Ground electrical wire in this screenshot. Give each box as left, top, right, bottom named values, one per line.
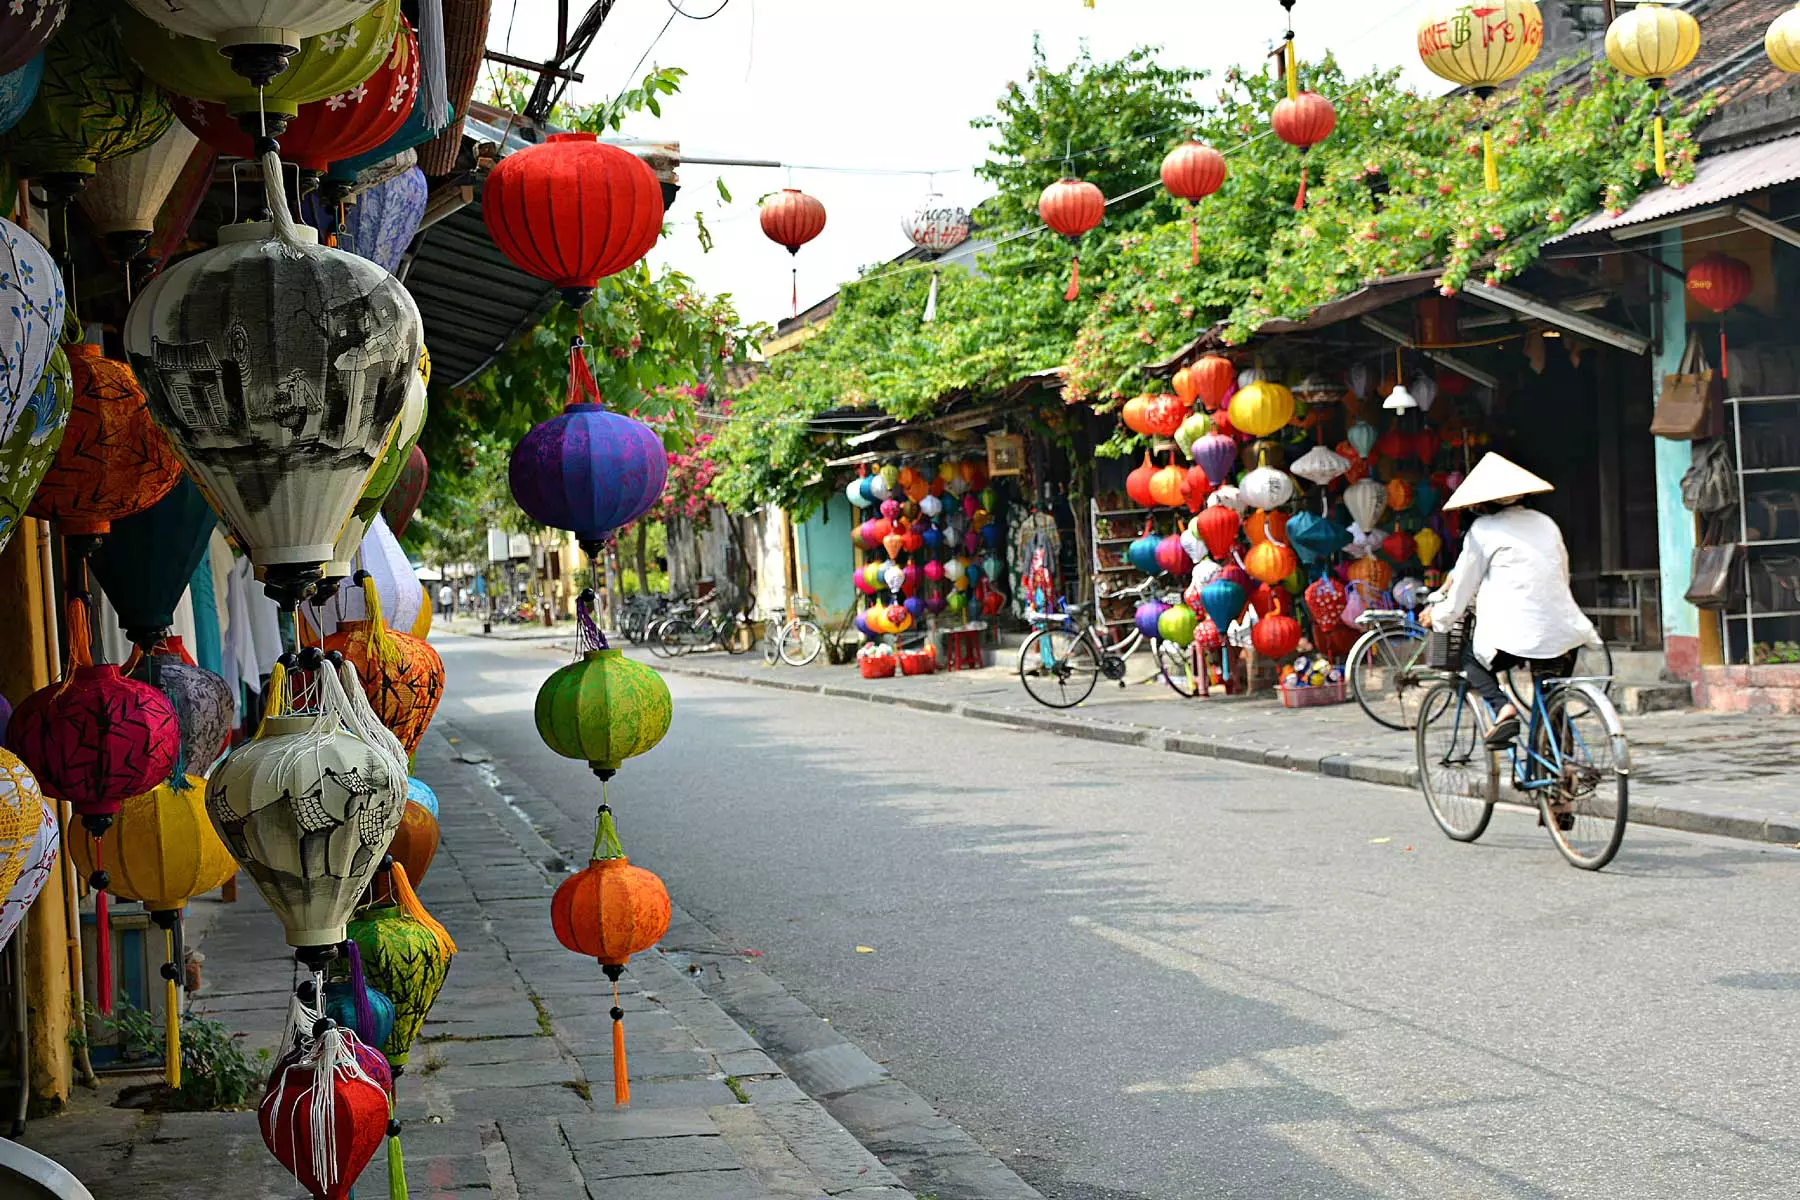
left=666, top=0, right=732, bottom=17
left=612, top=7, right=680, bottom=109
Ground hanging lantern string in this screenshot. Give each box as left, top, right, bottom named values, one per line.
left=1282, top=0, right=1298, bottom=102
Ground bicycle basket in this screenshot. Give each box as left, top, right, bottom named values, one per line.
left=1426, top=613, right=1473, bottom=672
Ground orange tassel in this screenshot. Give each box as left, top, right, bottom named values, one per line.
left=611, top=979, right=629, bottom=1107
left=1064, top=255, right=1081, bottom=302
left=1294, top=162, right=1308, bottom=211
left=1721, top=323, right=1730, bottom=380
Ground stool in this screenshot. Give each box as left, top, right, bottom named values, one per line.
left=943, top=628, right=984, bottom=671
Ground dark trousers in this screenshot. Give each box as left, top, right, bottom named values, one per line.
left=1465, top=648, right=1578, bottom=712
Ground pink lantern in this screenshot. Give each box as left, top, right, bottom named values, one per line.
left=1156, top=535, right=1192, bottom=577
left=880, top=499, right=900, bottom=520
left=901, top=562, right=920, bottom=596
left=923, top=560, right=945, bottom=582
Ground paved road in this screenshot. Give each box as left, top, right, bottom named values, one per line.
left=439, top=632, right=1800, bottom=1200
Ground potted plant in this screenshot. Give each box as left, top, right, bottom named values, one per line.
left=820, top=608, right=860, bottom=665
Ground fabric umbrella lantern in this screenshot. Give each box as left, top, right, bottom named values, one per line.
left=0, top=342, right=68, bottom=558
left=1159, top=140, right=1226, bottom=265
left=0, top=2, right=65, bottom=77
left=0, top=795, right=57, bottom=955
left=76, top=123, right=199, bottom=262
left=1286, top=511, right=1350, bottom=564
left=89, top=476, right=216, bottom=646
left=259, top=1022, right=391, bottom=1200
left=485, top=133, right=665, bottom=309
left=1686, top=253, right=1753, bottom=378
left=0, top=753, right=43, bottom=911
left=536, top=646, right=672, bottom=781
left=760, top=188, right=827, bottom=317
left=1606, top=2, right=1702, bottom=177
left=339, top=165, right=427, bottom=273
left=0, top=56, right=43, bottom=140
left=1194, top=505, right=1241, bottom=561
left=0, top=215, right=64, bottom=449
left=1228, top=380, right=1295, bottom=438
left=1291, top=444, right=1349, bottom=487
left=381, top=446, right=428, bottom=536
left=1270, top=90, right=1336, bottom=209
left=1345, top=478, right=1387, bottom=531
left=551, top=805, right=671, bottom=1107
left=323, top=576, right=444, bottom=758
left=1239, top=466, right=1295, bottom=511
left=347, top=861, right=454, bottom=1067
left=1200, top=578, right=1247, bottom=629
left=125, top=172, right=423, bottom=606
left=1417, top=1, right=1544, bottom=190
left=207, top=664, right=406, bottom=949
left=1038, top=176, right=1105, bottom=301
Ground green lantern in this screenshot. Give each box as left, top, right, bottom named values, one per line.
left=118, top=0, right=401, bottom=124
left=535, top=649, right=672, bottom=781
left=0, top=22, right=173, bottom=186
left=347, top=873, right=453, bottom=1068
left=0, top=344, right=69, bottom=557
left=1158, top=604, right=1199, bottom=648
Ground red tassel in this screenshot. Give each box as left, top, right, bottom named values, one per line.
left=95, top=874, right=113, bottom=1015
left=566, top=340, right=600, bottom=406
left=1189, top=208, right=1199, bottom=267
left=1721, top=323, right=1730, bottom=380
left=611, top=980, right=629, bottom=1107
left=791, top=266, right=798, bottom=318
left=1064, top=255, right=1081, bottom=302
left=1294, top=163, right=1308, bottom=211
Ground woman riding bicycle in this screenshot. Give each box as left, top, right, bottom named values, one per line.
left=1422, top=453, right=1600, bottom=751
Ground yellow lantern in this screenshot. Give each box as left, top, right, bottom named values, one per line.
left=1415, top=526, right=1443, bottom=567
left=1767, top=5, right=1800, bottom=73
left=1227, top=380, right=1296, bottom=438
left=1416, top=1, right=1545, bottom=191
left=1605, top=2, right=1702, bottom=177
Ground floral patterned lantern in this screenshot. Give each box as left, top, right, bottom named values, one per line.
left=0, top=2, right=66, bottom=77
left=0, top=752, right=44, bottom=910
left=536, top=646, right=672, bottom=781
left=0, top=18, right=173, bottom=190
left=0, top=795, right=57, bottom=954
left=1038, top=176, right=1105, bottom=301
left=340, top=164, right=427, bottom=272
left=0, top=342, right=68, bottom=557
left=0, top=216, right=64, bottom=450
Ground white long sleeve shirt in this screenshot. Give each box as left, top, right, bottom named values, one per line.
left=1426, top=507, right=1599, bottom=666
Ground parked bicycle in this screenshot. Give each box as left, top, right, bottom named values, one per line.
left=657, top=597, right=755, bottom=656
left=621, top=593, right=670, bottom=645
left=1414, top=617, right=1629, bottom=870
left=1016, top=578, right=1198, bottom=708
left=761, top=597, right=825, bottom=667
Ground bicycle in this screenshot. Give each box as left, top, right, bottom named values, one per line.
left=1016, top=578, right=1200, bottom=709
left=660, top=599, right=755, bottom=656
left=1413, top=621, right=1630, bottom=871
left=645, top=598, right=695, bottom=657
left=762, top=598, right=824, bottom=667
left=621, top=594, right=669, bottom=645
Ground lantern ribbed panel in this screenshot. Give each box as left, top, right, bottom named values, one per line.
left=258, top=1036, right=391, bottom=1198
left=1159, top=141, right=1226, bottom=200
left=509, top=405, right=668, bottom=546
left=534, top=650, right=672, bottom=772
left=387, top=799, right=439, bottom=885
left=1605, top=2, right=1702, bottom=80
left=10, top=665, right=179, bottom=818
left=758, top=189, right=827, bottom=252
left=1037, top=178, right=1105, bottom=238
left=0, top=800, right=57, bottom=953
left=1272, top=92, right=1337, bottom=150
left=0, top=343, right=68, bottom=559
left=414, top=0, right=488, bottom=175
left=1686, top=253, right=1753, bottom=314
left=1770, top=7, right=1800, bottom=73
left=1417, top=1, right=1544, bottom=89
left=90, top=477, right=218, bottom=640
left=483, top=134, right=666, bottom=293
left=1227, top=380, right=1297, bottom=438
left=347, top=904, right=449, bottom=1065
left=120, top=0, right=380, bottom=46
left=0, top=18, right=173, bottom=178
left=323, top=619, right=445, bottom=756
left=307, top=513, right=425, bottom=640
left=76, top=122, right=197, bottom=237
left=0, top=56, right=42, bottom=138
left=68, top=777, right=236, bottom=911
left=550, top=856, right=671, bottom=965
left=0, top=2, right=65, bottom=77
left=0, top=752, right=43, bottom=905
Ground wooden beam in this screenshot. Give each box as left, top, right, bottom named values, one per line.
left=420, top=183, right=474, bottom=232
left=1358, top=315, right=1500, bottom=389
left=1461, top=282, right=1650, bottom=355
left=481, top=50, right=584, bottom=82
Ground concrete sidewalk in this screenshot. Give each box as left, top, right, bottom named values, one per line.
left=624, top=646, right=1800, bottom=848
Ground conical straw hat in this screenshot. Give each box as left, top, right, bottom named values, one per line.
left=1442, top=453, right=1553, bottom=510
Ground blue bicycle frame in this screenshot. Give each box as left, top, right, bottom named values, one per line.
left=1440, top=673, right=1597, bottom=793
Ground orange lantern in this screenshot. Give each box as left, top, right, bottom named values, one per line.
left=1348, top=556, right=1393, bottom=593
left=1172, top=366, right=1200, bottom=406
left=1193, top=355, right=1235, bottom=411
left=1246, top=509, right=1289, bottom=546
left=1039, top=176, right=1106, bottom=301
left=27, top=342, right=183, bottom=536
left=387, top=798, right=439, bottom=886
left=1252, top=610, right=1302, bottom=660
left=1159, top=139, right=1226, bottom=266
left=1386, top=477, right=1414, bottom=513
left=323, top=575, right=445, bottom=758
left=1121, top=394, right=1153, bottom=434
left=1149, top=458, right=1188, bottom=508
left=1245, top=539, right=1297, bottom=586
left=1125, top=453, right=1158, bottom=508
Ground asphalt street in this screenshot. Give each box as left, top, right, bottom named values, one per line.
left=437, top=631, right=1800, bottom=1200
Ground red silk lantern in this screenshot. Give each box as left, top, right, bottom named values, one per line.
left=483, top=132, right=665, bottom=307
left=1306, top=575, right=1346, bottom=628
left=1149, top=459, right=1188, bottom=508
left=1125, top=453, right=1158, bottom=508
left=1374, top=427, right=1407, bottom=462
left=1248, top=581, right=1281, bottom=618
left=179, top=21, right=418, bottom=172
left=1184, top=464, right=1213, bottom=513
left=1038, top=176, right=1105, bottom=301
left=1195, top=505, right=1241, bottom=561
left=1193, top=355, right=1235, bottom=411
left=259, top=1028, right=391, bottom=1200
left=1412, top=428, right=1441, bottom=466
left=1121, top=394, right=1153, bottom=435
left=1252, top=611, right=1302, bottom=660
left=760, top=187, right=827, bottom=316
left=1194, top=618, right=1223, bottom=651
left=1686, top=253, right=1753, bottom=378
left=1143, top=394, right=1187, bottom=437
left=1159, top=140, right=1226, bottom=265
left=1271, top=91, right=1337, bottom=209
left=1382, top=529, right=1416, bottom=563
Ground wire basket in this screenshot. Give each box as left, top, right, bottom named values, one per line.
left=1426, top=613, right=1473, bottom=671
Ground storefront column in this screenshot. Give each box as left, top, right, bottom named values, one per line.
left=1653, top=231, right=1704, bottom=679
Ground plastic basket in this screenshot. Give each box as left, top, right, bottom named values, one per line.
left=858, top=656, right=897, bottom=679
left=898, top=650, right=936, bottom=676
left=1278, top=679, right=1348, bottom=707
left=1426, top=613, right=1473, bottom=671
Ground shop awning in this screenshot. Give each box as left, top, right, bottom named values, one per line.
left=1553, top=134, right=1800, bottom=242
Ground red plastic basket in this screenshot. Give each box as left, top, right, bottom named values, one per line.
left=899, top=650, right=935, bottom=676
left=859, top=656, right=897, bottom=679
left=1278, top=680, right=1347, bottom=708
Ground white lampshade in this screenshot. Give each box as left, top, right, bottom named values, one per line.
left=1383, top=383, right=1418, bottom=412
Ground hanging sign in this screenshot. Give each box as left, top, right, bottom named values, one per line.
left=986, top=433, right=1025, bottom=477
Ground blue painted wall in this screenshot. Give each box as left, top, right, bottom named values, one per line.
left=1653, top=231, right=1699, bottom=640
left=795, top=495, right=856, bottom=617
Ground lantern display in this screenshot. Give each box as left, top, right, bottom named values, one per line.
left=1157, top=604, right=1198, bottom=647
left=1194, top=505, right=1241, bottom=561
left=1245, top=540, right=1298, bottom=586
left=1686, top=253, right=1753, bottom=378
left=1200, top=578, right=1248, bottom=629
left=27, top=341, right=184, bottom=536
left=118, top=0, right=400, bottom=124
left=0, top=215, right=64, bottom=449
left=1159, top=140, right=1226, bottom=265
left=1417, top=1, right=1544, bottom=191
left=1192, top=355, right=1235, bottom=411
left=0, top=2, right=65, bottom=78
left=207, top=667, right=406, bottom=949
left=1228, top=380, right=1296, bottom=438
left=382, top=445, right=429, bottom=536
left=307, top=514, right=429, bottom=641
left=551, top=805, right=671, bottom=1106
left=1149, top=459, right=1188, bottom=508
left=0, top=18, right=174, bottom=188
left=1291, top=444, right=1350, bottom=487
left=125, top=188, right=423, bottom=605
left=0, top=56, right=41, bottom=138
left=259, top=1024, right=391, bottom=1200
left=1252, top=610, right=1302, bottom=660
left=1239, top=466, right=1295, bottom=511
left=1606, top=2, right=1701, bottom=177
left=324, top=578, right=445, bottom=758
left=0, top=796, right=57, bottom=954
left=1345, top=478, right=1388, bottom=531
left=485, top=133, right=665, bottom=308
left=348, top=862, right=454, bottom=1067
left=536, top=649, right=672, bottom=780
left=1770, top=5, right=1800, bottom=72
left=340, top=165, right=428, bottom=273
left=760, top=188, right=828, bottom=316
left=1038, top=176, right=1105, bottom=301
left=0, top=752, right=43, bottom=907
left=76, top=123, right=200, bottom=261
left=0, top=343, right=69, bottom=558
left=1270, top=91, right=1337, bottom=209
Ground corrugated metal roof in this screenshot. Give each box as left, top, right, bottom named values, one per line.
left=404, top=198, right=556, bottom=389
left=1554, top=134, right=1800, bottom=241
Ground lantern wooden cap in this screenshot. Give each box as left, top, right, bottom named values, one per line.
left=218, top=219, right=321, bottom=246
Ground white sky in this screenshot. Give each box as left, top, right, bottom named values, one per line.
left=498, top=1, right=1442, bottom=329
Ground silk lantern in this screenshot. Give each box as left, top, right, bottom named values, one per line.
left=259, top=1024, right=391, bottom=1200
left=1383, top=529, right=1416, bottom=564
left=536, top=649, right=672, bottom=780
left=1770, top=5, right=1800, bottom=72
left=552, top=805, right=671, bottom=1106
left=1348, top=555, right=1394, bottom=594
left=1228, top=380, right=1295, bottom=438
left=0, top=216, right=64, bottom=449
left=1240, top=466, right=1295, bottom=511
left=134, top=644, right=235, bottom=777
left=1415, top=525, right=1443, bottom=567
left=381, top=446, right=429, bottom=537
left=485, top=133, right=664, bottom=308
left=1291, top=444, right=1349, bottom=487
left=1125, top=453, right=1158, bottom=508
left=1345, top=478, right=1388, bottom=531
left=1189, top=434, right=1238, bottom=496
left=1149, top=459, right=1188, bottom=508
left=1120, top=395, right=1151, bottom=434
left=0, top=18, right=173, bottom=188
left=0, top=56, right=41, bottom=138
left=1347, top=420, right=1378, bottom=459
left=1192, top=355, right=1235, bottom=412
left=1606, top=2, right=1701, bottom=177
left=324, top=577, right=444, bottom=757
left=1127, top=530, right=1162, bottom=576
left=1387, top=477, right=1415, bottom=513
left=1144, top=393, right=1188, bottom=436
left=1286, top=511, right=1350, bottom=564
left=1156, top=534, right=1191, bottom=577
left=0, top=753, right=43, bottom=910
left=0, top=342, right=68, bottom=558
left=74, top=122, right=198, bottom=261
left=121, top=0, right=382, bottom=79
left=307, top=514, right=428, bottom=641
left=0, top=2, right=65, bottom=77
left=1686, top=253, right=1753, bottom=378
left=89, top=476, right=215, bottom=646
left=1417, top=1, right=1544, bottom=190
left=1252, top=611, right=1302, bottom=660
left=1157, top=604, right=1198, bottom=647
left=207, top=666, right=406, bottom=948
left=1159, top=140, right=1226, bottom=266
left=126, top=180, right=423, bottom=606
left=348, top=861, right=454, bottom=1067
left=760, top=187, right=828, bottom=316
left=1195, top=505, right=1241, bottom=561
left=325, top=942, right=396, bottom=1051
left=1038, top=176, right=1105, bottom=301
left=1245, top=540, right=1297, bottom=586
left=0, top=796, right=57, bottom=955
left=1306, top=575, right=1347, bottom=627
left=1174, top=412, right=1210, bottom=459
left=1246, top=508, right=1288, bottom=547
left=1135, top=600, right=1169, bottom=638
left=1200, top=578, right=1247, bottom=629
left=1271, top=91, right=1337, bottom=209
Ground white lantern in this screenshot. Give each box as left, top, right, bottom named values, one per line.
left=0, top=215, right=64, bottom=448
left=1409, top=373, right=1439, bottom=413
left=1345, top=478, right=1388, bottom=531
left=919, top=494, right=943, bottom=519
left=900, top=197, right=972, bottom=254
left=943, top=558, right=965, bottom=583
left=846, top=479, right=870, bottom=509
left=125, top=187, right=422, bottom=604
left=1347, top=363, right=1372, bottom=400
left=881, top=562, right=904, bottom=591
left=1207, top=484, right=1247, bottom=516
left=321, top=371, right=425, bottom=584
left=0, top=794, right=57, bottom=955
left=1383, top=381, right=1418, bottom=412
left=1236, top=365, right=1267, bottom=389
left=867, top=474, right=891, bottom=501
left=207, top=666, right=405, bottom=948
left=306, top=513, right=427, bottom=641
left=1239, top=466, right=1295, bottom=511
left=1291, top=444, right=1350, bottom=486
left=1190, top=557, right=1222, bottom=588
left=120, top=0, right=379, bottom=66
left=1293, top=373, right=1340, bottom=407
left=77, top=122, right=198, bottom=260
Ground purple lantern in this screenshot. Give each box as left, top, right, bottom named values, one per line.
left=903, top=596, right=925, bottom=621
left=1193, top=434, right=1238, bottom=491
left=854, top=611, right=874, bottom=638
left=924, top=591, right=947, bottom=614
left=510, top=397, right=669, bottom=554
left=1200, top=579, right=1247, bottom=628
left=341, top=166, right=429, bottom=274
left=0, top=2, right=65, bottom=76
left=1135, top=600, right=1169, bottom=639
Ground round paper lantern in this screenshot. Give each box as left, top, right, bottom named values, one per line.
left=1383, top=529, right=1416, bottom=563
left=381, top=445, right=429, bottom=537
left=126, top=206, right=422, bottom=604
left=11, top=653, right=178, bottom=828
left=1200, top=578, right=1247, bottom=629
left=0, top=752, right=44, bottom=906
left=0, top=3, right=65, bottom=77
left=1348, top=556, right=1394, bottom=594
left=0, top=56, right=43, bottom=140
left=0, top=797, right=58, bottom=954
left=901, top=196, right=971, bottom=253
left=1191, top=355, right=1235, bottom=412
left=207, top=672, right=406, bottom=948
left=0, top=215, right=64, bottom=451
left=1687, top=252, right=1752, bottom=313
left=485, top=133, right=664, bottom=308
left=1134, top=600, right=1169, bottom=639
left=259, top=1026, right=391, bottom=1200
left=1252, top=611, right=1302, bottom=660
left=85, top=475, right=220, bottom=645
left=1228, top=380, right=1295, bottom=438
left=1270, top=91, right=1337, bottom=209
left=348, top=868, right=454, bottom=1066
left=0, top=343, right=69, bottom=559
left=1156, top=534, right=1191, bottom=577
left=535, top=649, right=672, bottom=780
left=1160, top=140, right=1226, bottom=265
left=1125, top=453, right=1158, bottom=508
left=510, top=399, right=668, bottom=556
left=0, top=17, right=173, bottom=187
left=324, top=586, right=444, bottom=759
left=1245, top=540, right=1297, bottom=587
left=1415, top=525, right=1443, bottom=566
left=1038, top=176, right=1105, bottom=301
left=1239, top=466, right=1295, bottom=511
left=1157, top=604, right=1198, bottom=647
left=1417, top=0, right=1544, bottom=190
left=1195, top=505, right=1241, bottom=561
left=1770, top=5, right=1800, bottom=72
left=1606, top=1, right=1701, bottom=177
left=1345, top=478, right=1388, bottom=531
left=1149, top=460, right=1188, bottom=508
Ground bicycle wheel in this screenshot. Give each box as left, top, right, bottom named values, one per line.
left=1018, top=628, right=1101, bottom=709
left=780, top=620, right=824, bottom=667
left=762, top=625, right=781, bottom=665
left=1414, top=681, right=1497, bottom=842
left=645, top=617, right=675, bottom=657
left=657, top=616, right=694, bottom=657
left=1534, top=682, right=1629, bottom=871
left=723, top=618, right=753, bottom=654
left=1349, top=627, right=1431, bottom=730
left=1156, top=638, right=1202, bottom=698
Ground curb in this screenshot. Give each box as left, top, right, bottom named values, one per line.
left=646, top=659, right=1798, bottom=849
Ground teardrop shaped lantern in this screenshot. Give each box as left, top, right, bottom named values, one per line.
left=27, top=341, right=184, bottom=537
left=323, top=367, right=425, bottom=588
left=381, top=444, right=428, bottom=536
left=0, top=18, right=174, bottom=192
left=347, top=861, right=454, bottom=1067
left=124, top=173, right=423, bottom=606
left=122, top=0, right=385, bottom=86
left=119, top=0, right=400, bottom=129
left=90, top=477, right=219, bottom=648
left=74, top=122, right=199, bottom=262
left=1270, top=92, right=1337, bottom=210
left=259, top=1024, right=391, bottom=1199
left=484, top=132, right=665, bottom=309
left=0, top=343, right=68, bottom=558
left=207, top=665, right=406, bottom=949
left=1605, top=1, right=1701, bottom=178
left=0, top=55, right=43, bottom=138
left=1159, top=140, right=1226, bottom=266
left=323, top=574, right=444, bottom=758
left=387, top=788, right=438, bottom=886
left=1417, top=0, right=1544, bottom=191
left=1038, top=176, right=1105, bottom=301
left=536, top=647, right=673, bottom=781
left=0, top=2, right=66, bottom=77
left=132, top=640, right=235, bottom=776
left=339, top=164, right=427, bottom=273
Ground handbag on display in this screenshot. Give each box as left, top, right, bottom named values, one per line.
left=1685, top=517, right=1740, bottom=610
left=1680, top=439, right=1737, bottom=514
left=1653, top=334, right=1725, bottom=440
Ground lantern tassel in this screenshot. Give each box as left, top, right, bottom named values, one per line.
left=389, top=861, right=456, bottom=957
left=611, top=975, right=629, bottom=1107
left=1482, top=129, right=1499, bottom=194
left=1721, top=321, right=1729, bottom=381
left=346, top=940, right=376, bottom=1044
left=95, top=886, right=112, bottom=1016
left=1294, top=163, right=1308, bottom=212
left=1285, top=37, right=1297, bottom=102
left=387, top=1099, right=409, bottom=1200
left=922, top=269, right=938, bottom=323
left=1188, top=206, right=1200, bottom=267
left=260, top=151, right=308, bottom=251
left=1653, top=113, right=1668, bottom=179
left=164, top=926, right=180, bottom=1090
left=1064, top=254, right=1080, bottom=303
left=359, top=574, right=403, bottom=667
left=567, top=339, right=601, bottom=407
left=791, top=265, right=799, bottom=318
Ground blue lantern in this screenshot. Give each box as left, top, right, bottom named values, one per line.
left=1200, top=579, right=1247, bottom=629
left=1128, top=532, right=1161, bottom=576
left=89, top=476, right=217, bottom=647
left=406, top=776, right=439, bottom=819
left=339, top=166, right=428, bottom=274
left=0, top=54, right=42, bottom=137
